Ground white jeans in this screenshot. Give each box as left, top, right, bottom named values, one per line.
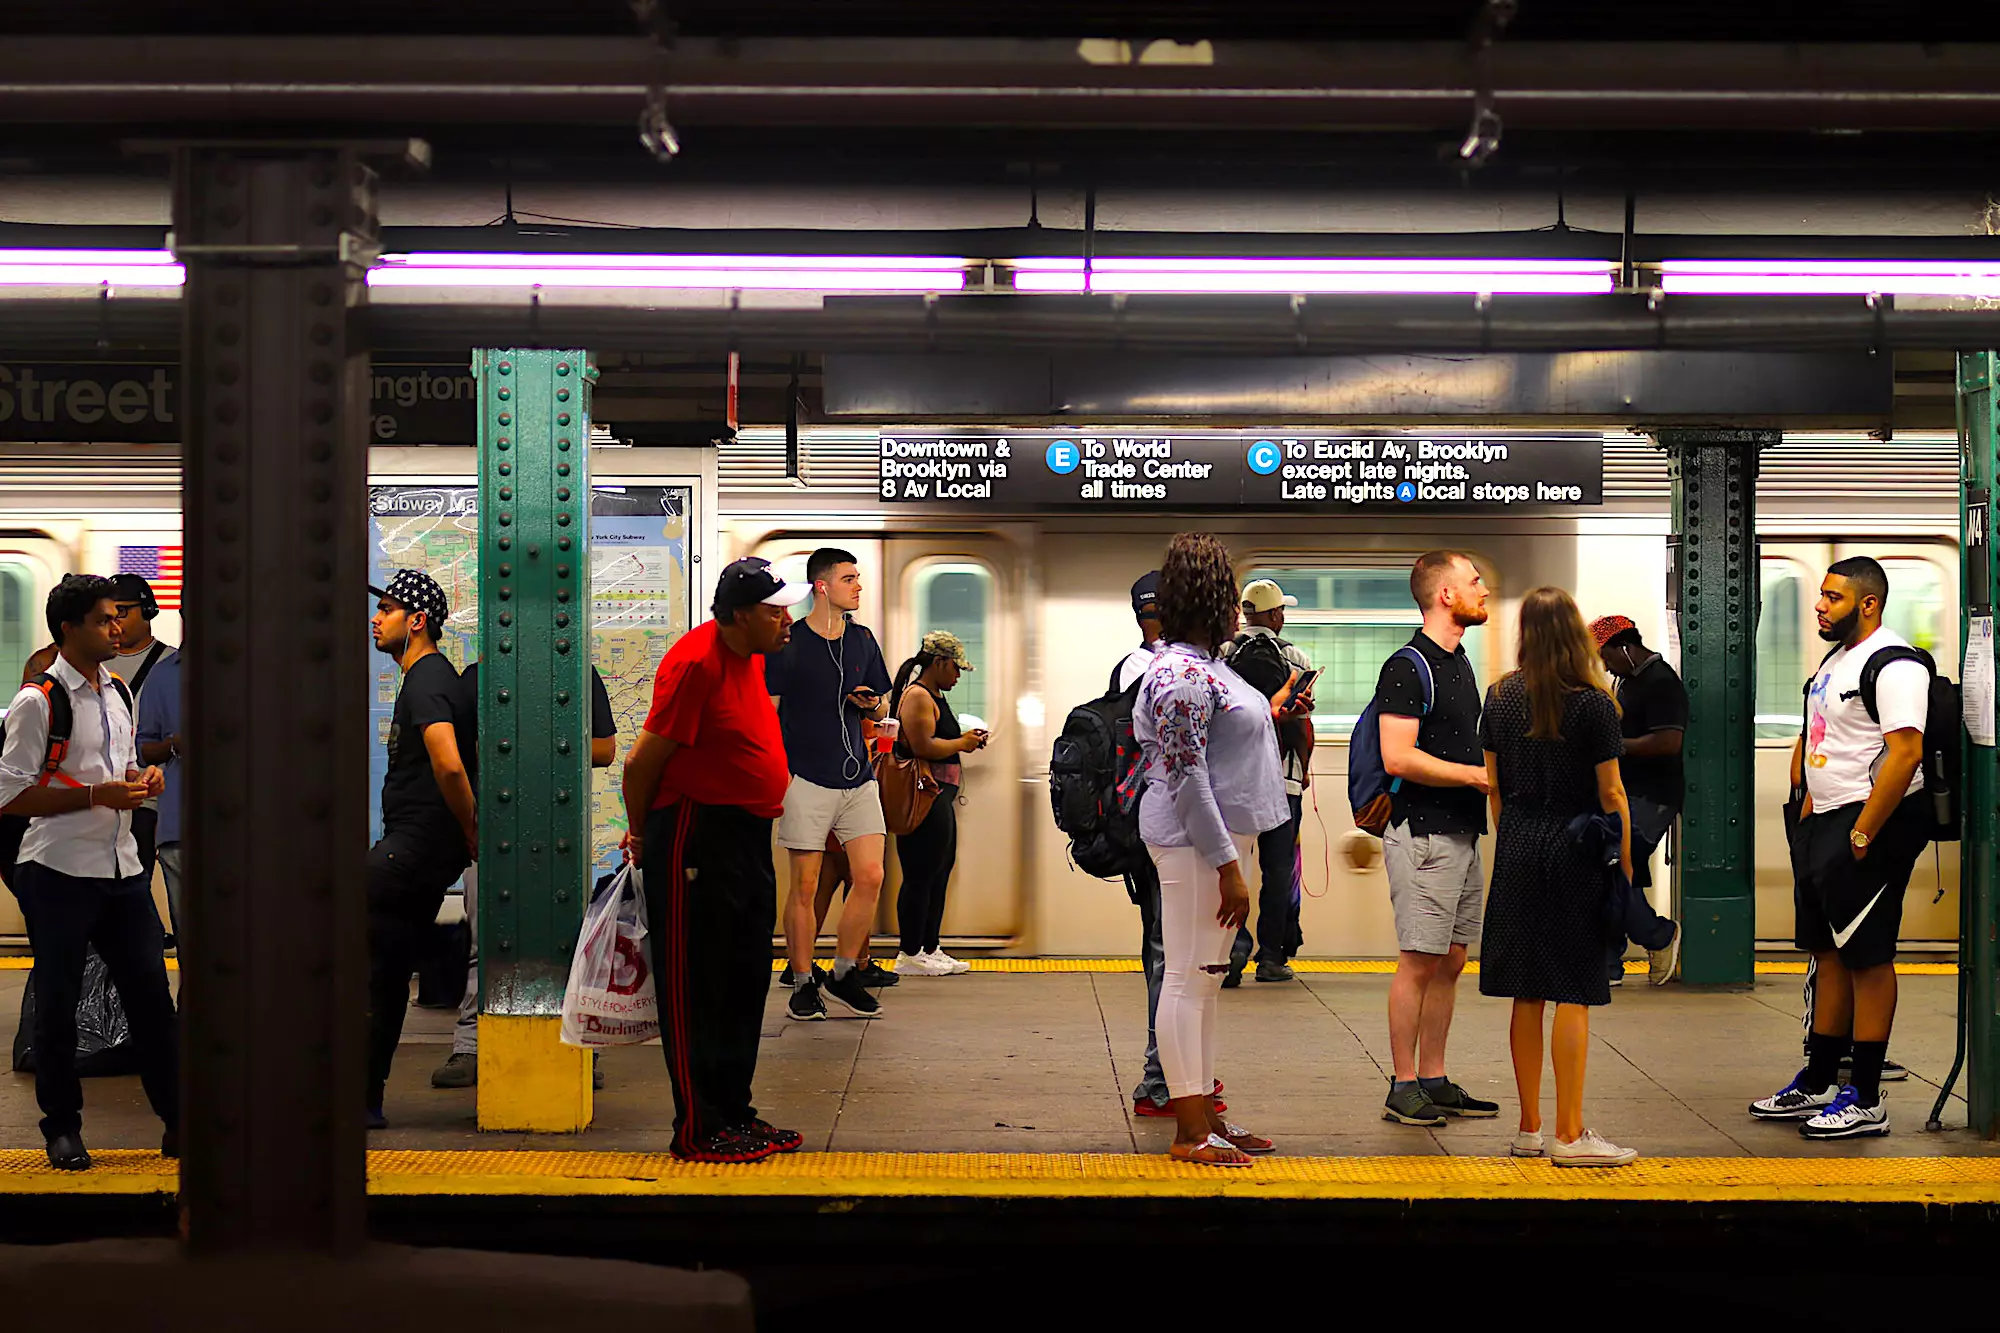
left=1148, top=833, right=1258, bottom=1102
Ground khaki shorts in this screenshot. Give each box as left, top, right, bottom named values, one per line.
left=776, top=775, right=887, bottom=851
left=1383, top=823, right=1485, bottom=955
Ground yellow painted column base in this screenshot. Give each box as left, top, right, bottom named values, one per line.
left=476, top=1015, right=594, bottom=1133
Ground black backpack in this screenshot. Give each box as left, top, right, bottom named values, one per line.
left=1226, top=630, right=1292, bottom=700
left=0, top=671, right=137, bottom=889
left=1049, top=660, right=1149, bottom=879
left=1856, top=645, right=1961, bottom=843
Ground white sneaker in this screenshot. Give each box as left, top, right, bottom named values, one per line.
left=1548, top=1129, right=1639, bottom=1168
left=1799, top=1086, right=1890, bottom=1140
left=926, top=948, right=971, bottom=974
left=893, top=951, right=948, bottom=977
left=1749, top=1070, right=1840, bottom=1120
left=1509, top=1129, right=1545, bottom=1158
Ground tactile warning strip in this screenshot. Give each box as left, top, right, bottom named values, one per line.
left=0, top=958, right=1955, bottom=975
left=765, top=958, right=1956, bottom=976
left=0, top=1150, right=1995, bottom=1203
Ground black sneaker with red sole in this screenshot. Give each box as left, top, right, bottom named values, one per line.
left=740, top=1118, right=804, bottom=1153
left=672, top=1128, right=781, bottom=1164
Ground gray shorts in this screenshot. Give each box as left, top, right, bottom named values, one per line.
left=1383, top=823, right=1485, bottom=955
left=776, top=775, right=887, bottom=851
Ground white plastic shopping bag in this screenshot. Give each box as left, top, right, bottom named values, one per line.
left=560, top=864, right=661, bottom=1047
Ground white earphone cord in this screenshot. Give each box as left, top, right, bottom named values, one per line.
left=828, top=618, right=863, bottom=782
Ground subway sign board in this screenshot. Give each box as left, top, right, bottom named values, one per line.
left=0, top=360, right=477, bottom=443
left=877, top=429, right=1603, bottom=508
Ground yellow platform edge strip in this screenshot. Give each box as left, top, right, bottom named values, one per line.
left=763, top=959, right=1958, bottom=976
left=0, top=958, right=1958, bottom=975
left=0, top=1150, right=1995, bottom=1205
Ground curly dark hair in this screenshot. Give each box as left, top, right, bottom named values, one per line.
left=1157, top=532, right=1239, bottom=652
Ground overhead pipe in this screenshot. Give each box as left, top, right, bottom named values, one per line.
left=6, top=291, right=2000, bottom=355
left=5, top=38, right=2000, bottom=131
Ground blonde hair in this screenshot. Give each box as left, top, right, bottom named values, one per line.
left=1512, top=585, right=1618, bottom=740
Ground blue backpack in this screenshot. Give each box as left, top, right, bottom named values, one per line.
left=1348, top=645, right=1433, bottom=837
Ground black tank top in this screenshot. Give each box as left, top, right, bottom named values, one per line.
left=894, top=680, right=963, bottom=784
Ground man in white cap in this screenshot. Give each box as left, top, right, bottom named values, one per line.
left=1222, top=578, right=1314, bottom=985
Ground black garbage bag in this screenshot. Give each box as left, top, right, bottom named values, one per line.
left=11, top=948, right=141, bottom=1078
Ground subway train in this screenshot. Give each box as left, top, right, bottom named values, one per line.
left=0, top=427, right=1964, bottom=960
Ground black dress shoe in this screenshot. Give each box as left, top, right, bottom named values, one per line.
left=161, top=1127, right=179, bottom=1160
left=45, top=1134, right=91, bottom=1171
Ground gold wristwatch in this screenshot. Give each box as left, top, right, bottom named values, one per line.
left=1849, top=827, right=1872, bottom=851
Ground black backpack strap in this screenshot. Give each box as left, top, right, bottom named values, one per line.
left=126, top=641, right=168, bottom=697
left=1857, top=644, right=1935, bottom=724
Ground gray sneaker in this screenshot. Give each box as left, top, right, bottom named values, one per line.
left=1383, top=1084, right=1446, bottom=1127
left=1254, top=961, right=1296, bottom=983
left=430, top=1052, right=477, bottom=1089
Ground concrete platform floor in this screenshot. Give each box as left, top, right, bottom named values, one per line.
left=1, top=966, right=1992, bottom=1160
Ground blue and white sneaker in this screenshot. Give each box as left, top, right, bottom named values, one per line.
left=1799, top=1086, right=1889, bottom=1140
left=1749, top=1070, right=1840, bottom=1120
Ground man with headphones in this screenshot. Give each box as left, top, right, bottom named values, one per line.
left=764, top=547, right=894, bottom=1023
left=108, top=574, right=176, bottom=905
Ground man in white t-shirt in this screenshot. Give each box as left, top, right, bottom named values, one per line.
left=1751, top=556, right=1931, bottom=1140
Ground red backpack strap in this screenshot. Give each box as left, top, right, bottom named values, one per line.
left=24, top=673, right=82, bottom=790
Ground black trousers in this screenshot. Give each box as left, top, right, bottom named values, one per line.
left=645, top=800, right=776, bottom=1152
left=365, top=827, right=468, bottom=1110
left=1234, top=793, right=1305, bottom=966
left=895, top=787, right=958, bottom=956
left=12, top=862, right=180, bottom=1141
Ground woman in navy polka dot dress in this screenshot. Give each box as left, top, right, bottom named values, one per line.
left=1478, top=586, right=1640, bottom=1168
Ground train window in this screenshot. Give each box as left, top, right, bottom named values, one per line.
left=1245, top=564, right=1486, bottom=730
left=1880, top=557, right=1947, bottom=658
left=1756, top=557, right=1809, bottom=740
left=910, top=562, right=991, bottom=723
left=0, top=559, right=37, bottom=687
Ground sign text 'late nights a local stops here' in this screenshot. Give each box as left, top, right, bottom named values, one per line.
left=877, top=430, right=1603, bottom=508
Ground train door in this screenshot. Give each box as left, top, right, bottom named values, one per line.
left=884, top=538, right=1023, bottom=943
left=1753, top=540, right=1960, bottom=947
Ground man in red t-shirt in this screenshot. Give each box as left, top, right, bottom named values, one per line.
left=622, top=556, right=808, bottom=1164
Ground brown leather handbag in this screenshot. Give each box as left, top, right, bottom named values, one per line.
left=873, top=749, right=941, bottom=836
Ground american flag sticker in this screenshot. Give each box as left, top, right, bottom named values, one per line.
left=118, top=545, right=183, bottom=611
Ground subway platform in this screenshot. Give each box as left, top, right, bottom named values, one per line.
left=0, top=960, right=1992, bottom=1168
left=2, top=960, right=1995, bottom=1311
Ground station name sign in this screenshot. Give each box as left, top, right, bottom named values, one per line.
left=877, top=430, right=1603, bottom=508
left=0, top=360, right=476, bottom=444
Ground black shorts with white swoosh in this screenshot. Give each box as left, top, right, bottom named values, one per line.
left=1790, top=795, right=1929, bottom=970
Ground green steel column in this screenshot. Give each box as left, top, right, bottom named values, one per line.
left=475, top=348, right=597, bottom=1130
left=1957, top=353, right=1999, bottom=1136
left=1657, top=429, right=1775, bottom=987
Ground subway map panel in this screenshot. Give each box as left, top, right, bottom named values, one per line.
left=366, top=483, right=694, bottom=877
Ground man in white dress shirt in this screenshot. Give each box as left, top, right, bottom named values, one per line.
left=0, top=574, right=178, bottom=1171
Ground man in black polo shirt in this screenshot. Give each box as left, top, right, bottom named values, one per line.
left=1374, top=550, right=1498, bottom=1128
left=365, top=569, right=475, bottom=1129
left=1591, top=616, right=1684, bottom=987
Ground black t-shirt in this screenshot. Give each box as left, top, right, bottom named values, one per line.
left=1373, top=629, right=1487, bottom=836
left=1615, top=655, right=1688, bottom=813
left=764, top=619, right=893, bottom=791
left=382, top=652, right=472, bottom=835
left=457, top=662, right=615, bottom=795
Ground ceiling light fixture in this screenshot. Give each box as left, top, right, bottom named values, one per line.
left=367, top=252, right=970, bottom=292
left=1658, top=260, right=2000, bottom=297
left=0, top=249, right=186, bottom=286
left=1008, top=256, right=1616, bottom=295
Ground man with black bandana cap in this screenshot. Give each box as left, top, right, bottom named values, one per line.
left=364, top=569, right=475, bottom=1129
